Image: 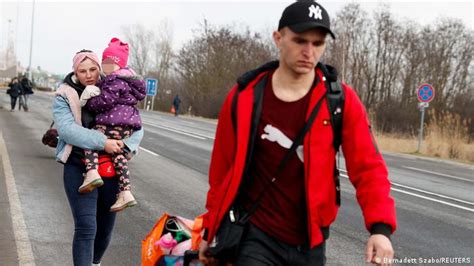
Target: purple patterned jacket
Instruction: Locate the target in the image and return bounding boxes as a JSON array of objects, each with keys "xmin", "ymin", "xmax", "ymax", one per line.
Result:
[{"xmin": 86, "ymin": 69, "xmax": 146, "ymax": 129}]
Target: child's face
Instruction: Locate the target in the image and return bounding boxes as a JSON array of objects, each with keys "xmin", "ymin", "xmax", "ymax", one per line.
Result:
[{"xmin": 102, "ymin": 58, "xmax": 120, "ymax": 75}]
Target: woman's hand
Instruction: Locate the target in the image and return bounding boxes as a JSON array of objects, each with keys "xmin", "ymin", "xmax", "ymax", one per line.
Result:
[{"xmin": 104, "ymin": 139, "xmax": 123, "ymax": 154}]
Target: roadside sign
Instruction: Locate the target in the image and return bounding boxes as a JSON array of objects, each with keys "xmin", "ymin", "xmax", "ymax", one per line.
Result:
[
  {"xmin": 146, "ymin": 78, "xmax": 158, "ymax": 96},
  {"xmin": 416, "ymin": 83, "xmax": 434, "ymax": 153},
  {"xmin": 417, "ymin": 102, "xmax": 429, "ymax": 109},
  {"xmin": 416, "ymin": 83, "xmax": 435, "ymax": 103}
]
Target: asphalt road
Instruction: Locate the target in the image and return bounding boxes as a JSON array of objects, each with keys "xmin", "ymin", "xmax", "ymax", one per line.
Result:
[{"xmin": 0, "ymin": 90, "xmax": 473, "ymax": 266}]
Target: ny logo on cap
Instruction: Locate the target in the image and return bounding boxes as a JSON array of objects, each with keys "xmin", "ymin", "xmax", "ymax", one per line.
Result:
[{"xmin": 308, "ymin": 4, "xmax": 323, "ymax": 20}]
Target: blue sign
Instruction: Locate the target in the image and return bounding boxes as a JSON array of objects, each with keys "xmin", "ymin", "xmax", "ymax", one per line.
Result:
[
  {"xmin": 417, "ymin": 83, "xmax": 435, "ymax": 103},
  {"xmin": 146, "ymin": 78, "xmax": 158, "ymax": 96}
]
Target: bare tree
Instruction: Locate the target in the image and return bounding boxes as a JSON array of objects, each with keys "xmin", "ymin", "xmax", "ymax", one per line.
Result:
[
  {"xmin": 153, "ymin": 19, "xmax": 174, "ymax": 81},
  {"xmin": 174, "ymin": 20, "xmax": 274, "ymax": 117},
  {"xmin": 122, "ymin": 23, "xmax": 154, "ymax": 76},
  {"xmin": 324, "ymin": 3, "xmax": 472, "ymax": 135},
  {"xmin": 326, "ymin": 3, "xmax": 370, "ymax": 97}
]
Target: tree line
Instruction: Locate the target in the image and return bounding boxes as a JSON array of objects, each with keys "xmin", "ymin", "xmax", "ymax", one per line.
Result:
[{"xmin": 123, "ymin": 3, "xmax": 473, "ymax": 139}]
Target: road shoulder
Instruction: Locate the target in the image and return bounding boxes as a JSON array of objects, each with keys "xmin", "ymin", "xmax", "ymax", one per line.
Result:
[{"xmin": 0, "ymin": 150, "xmax": 19, "ymax": 265}]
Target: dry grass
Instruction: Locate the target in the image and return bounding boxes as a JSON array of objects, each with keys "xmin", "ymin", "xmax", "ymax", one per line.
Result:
[
  {"xmin": 373, "ymin": 111, "xmax": 474, "ymax": 164},
  {"xmin": 375, "ymin": 133, "xmax": 417, "ymax": 153}
]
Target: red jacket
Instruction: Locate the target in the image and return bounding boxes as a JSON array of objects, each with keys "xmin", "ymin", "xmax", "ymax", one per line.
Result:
[{"xmin": 203, "ymin": 67, "xmax": 397, "ymax": 248}]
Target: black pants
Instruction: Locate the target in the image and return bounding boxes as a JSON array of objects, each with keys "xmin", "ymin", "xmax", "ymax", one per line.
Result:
[
  {"xmin": 10, "ymin": 96, "xmax": 17, "ymax": 110},
  {"xmin": 234, "ymin": 223, "xmax": 326, "ymax": 266}
]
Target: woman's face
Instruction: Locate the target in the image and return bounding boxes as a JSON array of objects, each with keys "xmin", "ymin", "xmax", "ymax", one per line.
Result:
[{"xmin": 75, "ymin": 58, "xmax": 100, "ymax": 86}]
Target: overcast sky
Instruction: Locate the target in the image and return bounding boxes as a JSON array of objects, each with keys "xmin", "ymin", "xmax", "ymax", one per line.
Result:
[{"xmin": 1, "ymin": 0, "xmax": 472, "ymax": 75}]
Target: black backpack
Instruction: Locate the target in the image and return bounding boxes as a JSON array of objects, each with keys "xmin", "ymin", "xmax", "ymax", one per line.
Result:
[{"xmin": 231, "ymin": 61, "xmax": 344, "ymax": 205}]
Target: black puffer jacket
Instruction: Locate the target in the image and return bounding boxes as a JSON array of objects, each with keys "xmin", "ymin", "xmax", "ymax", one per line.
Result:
[
  {"xmin": 20, "ymin": 77, "xmax": 34, "ymax": 95},
  {"xmin": 7, "ymin": 82, "xmax": 21, "ymax": 97}
]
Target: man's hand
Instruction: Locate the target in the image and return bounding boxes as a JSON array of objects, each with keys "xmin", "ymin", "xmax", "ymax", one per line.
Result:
[
  {"xmin": 79, "ymin": 85, "xmax": 101, "ymax": 107},
  {"xmin": 366, "ymin": 234, "xmax": 394, "ymax": 266},
  {"xmin": 104, "ymin": 139, "xmax": 123, "ymax": 154},
  {"xmin": 198, "ymin": 240, "xmax": 217, "ymax": 266}
]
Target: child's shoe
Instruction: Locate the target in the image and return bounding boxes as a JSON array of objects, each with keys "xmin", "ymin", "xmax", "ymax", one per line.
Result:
[
  {"xmin": 110, "ymin": 190, "xmax": 137, "ymax": 212},
  {"xmin": 78, "ymin": 170, "xmax": 104, "ymax": 193}
]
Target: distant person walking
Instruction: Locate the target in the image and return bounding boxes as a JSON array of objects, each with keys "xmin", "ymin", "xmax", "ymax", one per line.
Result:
[
  {"xmin": 6, "ymin": 77, "xmax": 21, "ymax": 112},
  {"xmin": 18, "ymin": 75, "xmax": 34, "ymax": 111},
  {"xmin": 172, "ymin": 94, "xmax": 181, "ymax": 116}
]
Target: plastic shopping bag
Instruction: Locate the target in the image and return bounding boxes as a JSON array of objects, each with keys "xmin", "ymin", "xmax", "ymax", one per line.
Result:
[{"xmin": 142, "ymin": 213, "xmax": 204, "ymax": 266}]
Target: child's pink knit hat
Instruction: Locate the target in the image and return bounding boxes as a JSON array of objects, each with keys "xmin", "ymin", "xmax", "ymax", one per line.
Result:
[{"xmin": 102, "ymin": 37, "xmax": 129, "ymax": 68}]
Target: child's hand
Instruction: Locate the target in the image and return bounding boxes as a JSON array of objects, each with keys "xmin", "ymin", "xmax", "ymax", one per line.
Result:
[{"xmin": 80, "ymin": 85, "xmax": 101, "ymax": 107}]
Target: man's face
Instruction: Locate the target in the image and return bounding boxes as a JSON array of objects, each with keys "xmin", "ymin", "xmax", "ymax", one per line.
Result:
[
  {"xmin": 273, "ymin": 27, "xmax": 327, "ymax": 75},
  {"xmin": 75, "ymin": 58, "xmax": 100, "ymax": 86}
]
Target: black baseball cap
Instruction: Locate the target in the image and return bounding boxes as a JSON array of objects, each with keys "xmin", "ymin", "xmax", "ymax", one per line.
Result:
[{"xmin": 278, "ymin": 1, "xmax": 335, "ymax": 39}]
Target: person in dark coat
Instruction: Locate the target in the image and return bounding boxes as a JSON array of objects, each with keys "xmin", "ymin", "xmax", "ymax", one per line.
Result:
[
  {"xmin": 7, "ymin": 77, "xmax": 21, "ymax": 112},
  {"xmin": 173, "ymin": 94, "xmax": 181, "ymax": 116},
  {"xmin": 18, "ymin": 76, "xmax": 34, "ymax": 111}
]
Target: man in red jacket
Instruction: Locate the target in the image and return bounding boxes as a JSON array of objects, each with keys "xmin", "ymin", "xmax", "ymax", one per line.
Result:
[{"xmin": 199, "ymin": 1, "xmax": 396, "ymax": 265}]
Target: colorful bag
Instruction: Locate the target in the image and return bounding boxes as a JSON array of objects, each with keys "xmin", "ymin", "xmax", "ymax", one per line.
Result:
[
  {"xmin": 170, "ymin": 106, "xmax": 176, "ymax": 114},
  {"xmin": 142, "ymin": 213, "xmax": 203, "ymax": 266}
]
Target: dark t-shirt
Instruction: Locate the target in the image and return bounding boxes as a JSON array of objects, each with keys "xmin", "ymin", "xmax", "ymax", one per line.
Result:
[{"xmin": 243, "ymin": 71, "xmax": 314, "ymax": 245}]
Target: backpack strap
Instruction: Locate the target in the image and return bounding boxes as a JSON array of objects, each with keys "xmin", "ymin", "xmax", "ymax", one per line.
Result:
[
  {"xmin": 318, "ymin": 63, "xmax": 344, "ymax": 152},
  {"xmin": 232, "ymin": 61, "xmax": 279, "ymax": 133},
  {"xmin": 231, "ymin": 90, "xmax": 239, "ymax": 134},
  {"xmin": 318, "ymin": 63, "xmax": 344, "ymax": 206}
]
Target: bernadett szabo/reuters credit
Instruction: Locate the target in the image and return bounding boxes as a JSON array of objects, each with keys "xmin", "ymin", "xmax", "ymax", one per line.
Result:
[{"xmin": 384, "ymin": 256, "xmax": 471, "ymax": 264}]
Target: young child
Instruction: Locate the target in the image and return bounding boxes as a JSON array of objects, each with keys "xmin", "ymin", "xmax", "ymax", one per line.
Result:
[{"xmin": 79, "ymin": 37, "xmax": 146, "ymax": 212}]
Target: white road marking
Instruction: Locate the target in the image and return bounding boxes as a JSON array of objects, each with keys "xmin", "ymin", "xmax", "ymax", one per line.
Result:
[
  {"xmin": 339, "ymin": 170, "xmax": 474, "ymax": 212},
  {"xmin": 391, "ymin": 188, "xmax": 474, "ymax": 212},
  {"xmin": 0, "ymin": 131, "xmax": 36, "ymax": 265},
  {"xmin": 143, "ymin": 121, "xmax": 213, "ymax": 140},
  {"xmin": 389, "ymin": 182, "xmax": 474, "ymax": 206},
  {"xmin": 139, "ymin": 146, "xmax": 159, "ymax": 157},
  {"xmin": 402, "ymin": 166, "xmax": 473, "ymax": 183}
]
